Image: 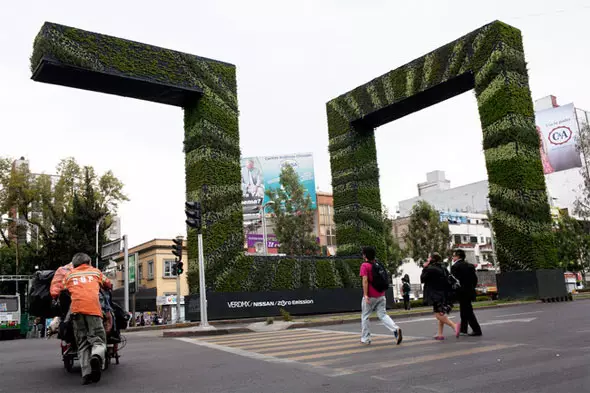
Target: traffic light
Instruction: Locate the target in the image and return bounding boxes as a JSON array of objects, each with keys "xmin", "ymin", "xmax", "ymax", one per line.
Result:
[
  {"xmin": 176, "ymin": 261, "xmax": 184, "ymax": 275},
  {"xmin": 172, "ymin": 262, "xmax": 178, "ymax": 276},
  {"xmin": 171, "ymin": 237, "xmax": 183, "ymax": 262},
  {"xmin": 185, "ymin": 201, "xmax": 202, "ymax": 230}
]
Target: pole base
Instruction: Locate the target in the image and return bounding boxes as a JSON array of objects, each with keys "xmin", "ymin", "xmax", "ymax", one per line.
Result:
[{"xmin": 194, "ymin": 324, "xmax": 215, "ymax": 331}]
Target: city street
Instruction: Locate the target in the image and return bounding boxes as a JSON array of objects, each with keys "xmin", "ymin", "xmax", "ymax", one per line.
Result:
[{"xmin": 1, "ymin": 301, "xmax": 589, "ymax": 392}]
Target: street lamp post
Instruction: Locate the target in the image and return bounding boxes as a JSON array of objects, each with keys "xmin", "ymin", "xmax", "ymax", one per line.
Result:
[
  {"xmin": 96, "ymin": 214, "xmax": 108, "ymax": 268},
  {"xmin": 261, "ymin": 201, "xmax": 275, "ymax": 256}
]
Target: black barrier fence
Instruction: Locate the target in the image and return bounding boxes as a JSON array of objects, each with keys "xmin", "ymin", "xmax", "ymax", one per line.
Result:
[
  {"xmin": 186, "ymin": 288, "xmax": 395, "ymax": 321},
  {"xmin": 496, "ymin": 269, "xmax": 568, "ymax": 301}
]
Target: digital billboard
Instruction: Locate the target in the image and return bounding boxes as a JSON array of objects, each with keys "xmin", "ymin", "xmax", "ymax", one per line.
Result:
[{"xmin": 241, "ymin": 153, "xmax": 316, "ymax": 227}]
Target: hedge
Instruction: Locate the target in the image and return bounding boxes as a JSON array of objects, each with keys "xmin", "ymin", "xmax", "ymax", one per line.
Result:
[
  {"xmin": 210, "ymin": 256, "xmax": 364, "ymax": 292},
  {"xmin": 326, "ymin": 20, "xmax": 556, "ymax": 271}
]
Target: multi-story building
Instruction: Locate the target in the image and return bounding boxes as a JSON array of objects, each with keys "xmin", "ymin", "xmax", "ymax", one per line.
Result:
[
  {"xmin": 245, "ymin": 190, "xmax": 337, "ymax": 255},
  {"xmin": 316, "ymin": 191, "xmax": 336, "ymax": 255},
  {"xmin": 111, "ymin": 238, "xmax": 189, "ymax": 321},
  {"xmin": 392, "ymin": 211, "xmax": 494, "ymax": 268}
]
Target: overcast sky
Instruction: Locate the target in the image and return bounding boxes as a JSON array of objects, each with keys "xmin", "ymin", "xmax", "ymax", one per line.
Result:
[{"xmin": 1, "ymin": 0, "xmax": 589, "ymax": 246}]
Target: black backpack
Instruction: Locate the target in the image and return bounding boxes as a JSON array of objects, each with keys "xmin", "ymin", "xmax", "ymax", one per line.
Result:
[{"xmin": 370, "ymin": 260, "xmax": 390, "ymax": 292}]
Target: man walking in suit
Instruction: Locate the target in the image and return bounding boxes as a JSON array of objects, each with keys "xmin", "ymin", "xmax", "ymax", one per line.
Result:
[{"xmin": 451, "ymin": 249, "xmax": 482, "ymax": 336}]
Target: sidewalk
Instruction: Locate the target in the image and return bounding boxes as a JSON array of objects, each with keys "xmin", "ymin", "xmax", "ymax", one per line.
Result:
[{"xmin": 123, "ymin": 296, "xmax": 590, "ymax": 338}]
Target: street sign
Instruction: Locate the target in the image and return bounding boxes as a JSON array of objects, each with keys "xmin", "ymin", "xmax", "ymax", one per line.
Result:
[
  {"xmin": 106, "ymin": 216, "xmax": 121, "ymax": 241},
  {"xmin": 128, "ymin": 253, "xmax": 138, "ymax": 294},
  {"xmin": 101, "ymin": 239, "xmax": 121, "ymax": 259}
]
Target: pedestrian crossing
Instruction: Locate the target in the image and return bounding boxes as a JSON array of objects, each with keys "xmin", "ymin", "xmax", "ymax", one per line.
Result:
[{"xmin": 179, "ymin": 328, "xmax": 520, "ymax": 377}]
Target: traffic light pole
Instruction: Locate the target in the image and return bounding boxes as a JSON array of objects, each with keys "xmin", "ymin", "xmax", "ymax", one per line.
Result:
[
  {"xmin": 198, "ymin": 232, "xmax": 209, "ymax": 327},
  {"xmin": 123, "ymin": 235, "xmax": 129, "ymax": 313},
  {"xmin": 175, "ymin": 266, "xmax": 182, "ymax": 323}
]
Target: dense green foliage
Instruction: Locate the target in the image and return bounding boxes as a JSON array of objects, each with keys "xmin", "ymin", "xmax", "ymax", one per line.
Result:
[
  {"xmin": 554, "ymin": 212, "xmax": 590, "ymax": 275},
  {"xmin": 326, "ymin": 20, "xmax": 556, "ymax": 271},
  {"xmin": 214, "ymin": 255, "xmax": 360, "ymax": 292},
  {"xmin": 266, "ymin": 165, "xmax": 318, "ymax": 255},
  {"xmin": 29, "ymin": 22, "xmax": 244, "ymax": 293},
  {"xmin": 0, "ymin": 157, "xmax": 127, "ymax": 274},
  {"xmin": 405, "ymin": 201, "xmax": 451, "ymax": 262}
]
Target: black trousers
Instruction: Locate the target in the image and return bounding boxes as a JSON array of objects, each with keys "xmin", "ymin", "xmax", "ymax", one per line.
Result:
[{"xmin": 459, "ymin": 297, "xmax": 482, "ymax": 334}]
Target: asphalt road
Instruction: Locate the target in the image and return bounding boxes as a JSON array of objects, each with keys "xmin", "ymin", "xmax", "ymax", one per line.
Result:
[{"xmin": 1, "ymin": 301, "xmax": 589, "ymax": 393}]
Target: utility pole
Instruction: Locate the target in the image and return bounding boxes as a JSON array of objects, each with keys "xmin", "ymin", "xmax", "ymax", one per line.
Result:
[
  {"xmin": 123, "ymin": 235, "xmax": 129, "ymax": 313},
  {"xmin": 95, "ymin": 214, "xmax": 107, "ymax": 268},
  {"xmin": 261, "ymin": 201, "xmax": 275, "ymax": 255}
]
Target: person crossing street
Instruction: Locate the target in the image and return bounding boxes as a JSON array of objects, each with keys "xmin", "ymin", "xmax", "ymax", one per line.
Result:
[{"xmin": 359, "ymin": 246, "xmax": 402, "ymax": 345}]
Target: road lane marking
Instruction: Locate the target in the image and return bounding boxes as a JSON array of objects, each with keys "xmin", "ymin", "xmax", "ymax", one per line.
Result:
[
  {"xmin": 479, "ymin": 317, "xmax": 536, "ymax": 326},
  {"xmin": 293, "ymin": 339, "xmax": 440, "ymax": 362},
  {"xmin": 201, "ymin": 331, "xmax": 335, "ymax": 345},
  {"xmin": 494, "ymin": 311, "xmax": 543, "ymax": 318},
  {"xmin": 332, "ymin": 343, "xmax": 522, "ymax": 375},
  {"xmin": 176, "ymin": 337, "xmax": 344, "ymax": 377},
  {"xmin": 237, "ymin": 334, "xmax": 417, "ymax": 351},
  {"xmin": 257, "ymin": 338, "xmax": 406, "ymax": 357}
]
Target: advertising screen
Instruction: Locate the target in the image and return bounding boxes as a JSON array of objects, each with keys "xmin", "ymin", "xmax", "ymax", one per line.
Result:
[{"xmin": 241, "ymin": 153, "xmax": 316, "ymax": 227}]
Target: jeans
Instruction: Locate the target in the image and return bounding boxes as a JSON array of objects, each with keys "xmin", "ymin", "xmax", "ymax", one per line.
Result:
[
  {"xmin": 361, "ymin": 296, "xmax": 399, "ymax": 342},
  {"xmin": 72, "ymin": 314, "xmax": 106, "ymax": 377}
]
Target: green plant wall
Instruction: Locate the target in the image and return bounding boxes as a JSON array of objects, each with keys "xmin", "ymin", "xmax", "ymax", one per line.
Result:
[
  {"xmin": 326, "ymin": 20, "xmax": 556, "ymax": 271},
  {"xmin": 30, "ymin": 22, "xmax": 245, "ymax": 292}
]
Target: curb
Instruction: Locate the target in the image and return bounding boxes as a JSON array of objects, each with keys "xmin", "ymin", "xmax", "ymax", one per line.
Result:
[{"xmin": 162, "ymin": 327, "xmax": 251, "ymax": 338}]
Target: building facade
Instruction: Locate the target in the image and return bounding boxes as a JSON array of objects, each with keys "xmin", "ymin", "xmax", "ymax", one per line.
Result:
[{"xmin": 112, "ymin": 239, "xmax": 189, "ymax": 320}]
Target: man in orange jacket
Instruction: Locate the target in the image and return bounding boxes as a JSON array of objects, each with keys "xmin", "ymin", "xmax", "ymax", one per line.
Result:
[{"xmin": 63, "ymin": 253, "xmax": 112, "ymax": 385}]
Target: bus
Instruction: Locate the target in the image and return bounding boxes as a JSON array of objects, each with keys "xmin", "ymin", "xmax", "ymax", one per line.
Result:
[{"xmin": 0, "ymin": 294, "xmax": 21, "ymax": 340}]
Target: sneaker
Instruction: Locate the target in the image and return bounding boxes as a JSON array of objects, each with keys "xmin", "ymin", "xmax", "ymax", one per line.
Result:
[
  {"xmin": 434, "ymin": 336, "xmax": 445, "ymax": 340},
  {"xmin": 360, "ymin": 339, "xmax": 371, "ymax": 345},
  {"xmin": 394, "ymin": 327, "xmax": 403, "ymax": 345},
  {"xmin": 90, "ymin": 355, "xmax": 102, "ymax": 383},
  {"xmin": 82, "ymin": 375, "xmax": 92, "ymax": 385},
  {"xmin": 455, "ymin": 322, "xmax": 461, "ymax": 338}
]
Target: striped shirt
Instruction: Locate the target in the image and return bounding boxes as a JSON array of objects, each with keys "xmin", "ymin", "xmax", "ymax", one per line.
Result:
[{"xmin": 63, "ymin": 264, "xmax": 112, "ymax": 317}]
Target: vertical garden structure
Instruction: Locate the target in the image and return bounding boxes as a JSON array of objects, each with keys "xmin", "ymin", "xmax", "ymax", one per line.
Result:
[
  {"xmin": 327, "ymin": 20, "xmax": 557, "ymax": 271},
  {"xmin": 29, "ymin": 22, "xmax": 244, "ymax": 287}
]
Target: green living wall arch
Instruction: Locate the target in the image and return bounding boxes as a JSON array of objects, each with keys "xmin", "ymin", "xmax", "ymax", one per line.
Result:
[
  {"xmin": 29, "ymin": 22, "xmax": 244, "ymax": 288},
  {"xmin": 327, "ymin": 20, "xmax": 557, "ymax": 271}
]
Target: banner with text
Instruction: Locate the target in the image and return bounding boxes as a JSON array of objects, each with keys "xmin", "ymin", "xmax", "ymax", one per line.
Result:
[
  {"xmin": 535, "ymin": 103, "xmax": 582, "ymax": 174},
  {"xmin": 241, "ymin": 153, "xmax": 317, "ymax": 227},
  {"xmin": 186, "ymin": 288, "xmax": 394, "ymax": 321}
]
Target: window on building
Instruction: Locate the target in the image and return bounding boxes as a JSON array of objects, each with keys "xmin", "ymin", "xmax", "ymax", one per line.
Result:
[
  {"xmin": 480, "ymin": 237, "xmax": 484, "ymax": 244},
  {"xmin": 163, "ymin": 259, "xmax": 177, "ymax": 278},
  {"xmin": 326, "ymin": 226, "xmax": 336, "ymax": 246},
  {"xmin": 453, "ymin": 234, "xmax": 461, "ymax": 244},
  {"xmin": 486, "ymin": 237, "xmax": 492, "ymax": 244},
  {"xmin": 147, "ymin": 260, "xmax": 154, "ymax": 280},
  {"xmin": 138, "ymin": 263, "xmax": 143, "ymax": 281},
  {"xmin": 470, "ymin": 236, "xmax": 478, "ymax": 244}
]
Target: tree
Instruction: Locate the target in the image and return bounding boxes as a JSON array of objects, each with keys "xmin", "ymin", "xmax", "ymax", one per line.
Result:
[
  {"xmin": 554, "ymin": 212, "xmax": 590, "ymax": 278},
  {"xmin": 382, "ymin": 205, "xmax": 404, "ymax": 274},
  {"xmin": 575, "ymin": 122, "xmax": 590, "ymax": 219},
  {"xmin": 0, "ymin": 156, "xmax": 128, "ymax": 272},
  {"xmin": 404, "ymin": 200, "xmax": 450, "ymax": 263},
  {"xmin": 265, "ymin": 165, "xmax": 318, "ymax": 256}
]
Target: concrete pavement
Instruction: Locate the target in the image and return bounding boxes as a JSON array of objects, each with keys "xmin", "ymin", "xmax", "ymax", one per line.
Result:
[{"xmin": 1, "ymin": 301, "xmax": 588, "ymax": 392}]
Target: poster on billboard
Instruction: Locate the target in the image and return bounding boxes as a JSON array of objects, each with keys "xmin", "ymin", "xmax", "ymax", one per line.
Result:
[
  {"xmin": 241, "ymin": 153, "xmax": 317, "ymax": 226},
  {"xmin": 535, "ymin": 103, "xmax": 582, "ymax": 174}
]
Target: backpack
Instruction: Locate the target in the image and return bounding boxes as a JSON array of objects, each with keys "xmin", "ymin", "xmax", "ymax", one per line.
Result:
[
  {"xmin": 444, "ymin": 268, "xmax": 461, "ymax": 291},
  {"xmin": 370, "ymin": 260, "xmax": 390, "ymax": 292},
  {"xmin": 402, "ymin": 282, "xmax": 411, "ymax": 294}
]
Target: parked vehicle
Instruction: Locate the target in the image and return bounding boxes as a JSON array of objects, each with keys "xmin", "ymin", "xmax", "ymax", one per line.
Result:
[{"xmin": 0, "ymin": 294, "xmax": 21, "ymax": 340}]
